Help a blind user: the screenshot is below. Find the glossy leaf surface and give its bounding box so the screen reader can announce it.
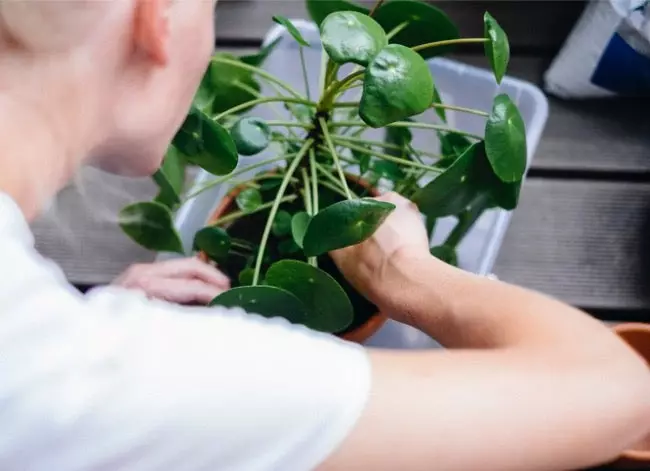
[302,199,396,256]
[193,226,231,261]
[484,93,527,183]
[321,11,387,66]
[484,12,510,84]
[265,260,353,333]
[360,44,434,127]
[291,211,311,248]
[230,117,271,156]
[119,202,183,254]
[236,188,263,213]
[210,286,307,323]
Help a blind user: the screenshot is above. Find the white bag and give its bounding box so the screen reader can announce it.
[544,0,650,98]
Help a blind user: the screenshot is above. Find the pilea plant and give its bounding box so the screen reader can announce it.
[119,0,526,338]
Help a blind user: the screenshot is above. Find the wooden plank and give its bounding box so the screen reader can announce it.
[215,0,586,51]
[494,178,650,311]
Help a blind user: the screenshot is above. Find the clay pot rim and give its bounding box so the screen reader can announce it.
[202,169,388,343]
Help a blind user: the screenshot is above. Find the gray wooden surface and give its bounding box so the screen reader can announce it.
[29,3,650,319]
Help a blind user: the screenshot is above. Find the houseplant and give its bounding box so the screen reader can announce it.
[119,0,527,341]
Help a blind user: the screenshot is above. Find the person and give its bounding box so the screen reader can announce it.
[0,1,648,470]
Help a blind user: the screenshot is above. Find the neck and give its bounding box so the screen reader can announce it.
[0,94,89,221]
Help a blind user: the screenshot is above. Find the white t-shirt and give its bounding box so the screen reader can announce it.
[0,194,371,471]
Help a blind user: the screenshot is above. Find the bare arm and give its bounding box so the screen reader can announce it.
[323,193,650,471]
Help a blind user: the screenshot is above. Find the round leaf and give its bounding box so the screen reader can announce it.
[385,126,412,158]
[484,93,527,183]
[272,210,293,237]
[412,143,481,219]
[265,260,353,333]
[272,16,310,46]
[236,188,263,213]
[172,106,238,175]
[193,226,231,261]
[430,245,458,266]
[306,0,369,26]
[302,198,396,257]
[371,160,405,182]
[238,268,255,286]
[321,11,387,66]
[474,142,522,211]
[278,239,301,255]
[230,117,271,156]
[374,0,459,58]
[360,44,434,128]
[291,211,311,248]
[208,53,261,115]
[210,286,307,323]
[119,202,183,254]
[153,145,186,209]
[484,12,510,85]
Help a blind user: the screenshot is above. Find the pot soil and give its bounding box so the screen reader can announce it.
[609,323,650,469]
[200,172,387,343]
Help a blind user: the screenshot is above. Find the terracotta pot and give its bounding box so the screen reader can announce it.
[609,323,650,469]
[200,171,388,344]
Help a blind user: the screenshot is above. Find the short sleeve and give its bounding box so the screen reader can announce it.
[0,285,371,471]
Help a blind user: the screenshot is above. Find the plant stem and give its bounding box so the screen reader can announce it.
[386,20,409,40]
[431,103,489,117]
[185,153,297,200]
[212,56,305,98]
[308,148,319,268]
[265,120,314,129]
[331,102,359,108]
[329,121,483,140]
[369,0,385,16]
[298,47,311,101]
[214,97,316,121]
[315,162,359,199]
[318,179,350,199]
[319,117,353,200]
[319,48,328,94]
[210,195,298,227]
[331,134,442,160]
[320,71,365,111]
[331,137,443,173]
[252,140,313,285]
[301,168,313,215]
[412,37,488,53]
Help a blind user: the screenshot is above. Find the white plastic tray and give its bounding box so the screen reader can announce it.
[169,21,549,349]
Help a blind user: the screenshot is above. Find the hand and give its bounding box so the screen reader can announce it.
[330,192,431,308]
[113,257,231,305]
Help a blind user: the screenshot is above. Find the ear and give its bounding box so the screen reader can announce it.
[133,0,170,65]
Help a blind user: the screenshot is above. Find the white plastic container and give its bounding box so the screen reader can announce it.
[170,21,549,349]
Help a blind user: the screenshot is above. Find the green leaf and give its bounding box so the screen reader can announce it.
[484,12,510,85]
[238,268,255,286]
[351,147,372,174]
[371,160,405,182]
[430,245,458,266]
[236,188,263,213]
[374,0,459,58]
[153,145,186,209]
[432,85,447,122]
[302,198,396,256]
[484,93,527,183]
[321,11,387,66]
[172,106,238,175]
[207,53,261,115]
[474,141,522,210]
[230,117,271,156]
[306,0,369,26]
[272,16,310,47]
[291,211,311,248]
[119,202,183,254]
[439,131,472,159]
[278,238,301,255]
[210,286,307,323]
[260,178,282,191]
[360,44,434,128]
[265,260,353,333]
[412,143,481,219]
[240,38,281,66]
[385,126,412,158]
[272,210,293,237]
[193,226,231,261]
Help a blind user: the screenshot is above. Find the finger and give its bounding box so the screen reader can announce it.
[144,278,226,305]
[144,258,231,288]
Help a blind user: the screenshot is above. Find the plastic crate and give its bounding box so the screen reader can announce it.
[169,21,549,349]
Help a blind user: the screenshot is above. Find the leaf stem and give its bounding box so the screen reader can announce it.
[301,168,313,215]
[212,56,305,98]
[431,103,489,117]
[214,97,316,121]
[328,121,483,140]
[210,195,298,227]
[308,148,319,268]
[299,47,311,101]
[412,37,488,53]
[386,20,409,40]
[319,117,353,200]
[330,137,444,173]
[369,0,385,16]
[265,120,314,129]
[331,134,442,159]
[320,71,365,111]
[185,153,297,200]
[252,139,313,285]
[318,179,350,199]
[315,162,359,199]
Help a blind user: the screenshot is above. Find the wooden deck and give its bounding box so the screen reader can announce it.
[31,1,650,322]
